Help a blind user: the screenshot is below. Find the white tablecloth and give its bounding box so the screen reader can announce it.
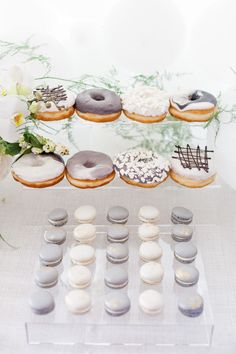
[0,176,236,354]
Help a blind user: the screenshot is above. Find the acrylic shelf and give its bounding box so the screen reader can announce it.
[25,224,214,347]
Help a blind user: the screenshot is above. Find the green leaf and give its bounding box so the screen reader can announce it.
[23,131,42,148]
[4,142,21,156]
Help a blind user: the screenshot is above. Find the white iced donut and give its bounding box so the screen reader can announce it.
[12,153,65,188]
[122,85,169,123]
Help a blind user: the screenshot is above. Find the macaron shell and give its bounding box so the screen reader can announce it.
[104,266,128,289]
[171,207,193,224]
[104,292,131,316]
[171,224,193,242]
[73,224,96,243]
[65,289,91,314]
[175,265,199,286]
[174,242,197,263]
[39,244,63,266]
[107,224,129,243]
[70,244,95,265]
[140,262,164,284]
[35,267,58,288]
[107,206,129,224]
[178,293,204,317]
[106,243,129,264]
[139,241,162,262]
[138,223,160,241]
[74,205,96,223]
[139,289,163,315]
[138,206,160,223]
[48,208,68,226]
[44,228,67,244]
[68,265,92,288]
[29,290,55,315]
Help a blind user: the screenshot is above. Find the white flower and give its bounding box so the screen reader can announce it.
[7,65,33,97]
[32,147,43,154]
[29,101,40,114]
[43,140,56,153]
[55,144,69,156]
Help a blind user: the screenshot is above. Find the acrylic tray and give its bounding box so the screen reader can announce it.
[25,224,214,347]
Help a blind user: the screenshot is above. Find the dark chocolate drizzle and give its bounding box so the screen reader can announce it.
[34,85,67,110]
[172,145,214,172]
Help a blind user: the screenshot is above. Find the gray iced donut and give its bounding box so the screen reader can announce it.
[66,150,115,188]
[75,88,122,123]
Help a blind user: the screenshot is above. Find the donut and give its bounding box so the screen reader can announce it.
[114,149,170,188]
[11,153,65,188]
[170,145,216,188]
[122,85,169,123]
[66,150,115,188]
[34,85,76,121]
[169,90,217,122]
[75,88,122,123]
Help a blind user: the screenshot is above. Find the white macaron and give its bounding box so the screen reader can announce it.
[138,206,160,223]
[65,289,91,314]
[138,223,160,241]
[139,241,162,262]
[70,244,95,265]
[139,289,163,315]
[140,262,164,284]
[73,224,96,243]
[68,265,92,288]
[74,205,96,223]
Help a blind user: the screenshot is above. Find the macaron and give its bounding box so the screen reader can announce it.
[175,265,199,287]
[44,228,67,244]
[138,206,160,223]
[106,243,129,264]
[171,224,193,242]
[74,205,96,223]
[68,265,92,288]
[107,206,129,224]
[139,241,162,262]
[48,208,68,226]
[139,289,163,315]
[178,293,204,317]
[138,223,160,242]
[70,244,95,265]
[73,224,96,243]
[104,292,131,316]
[107,224,129,243]
[104,266,128,289]
[39,244,63,266]
[140,262,164,284]
[35,267,58,288]
[29,290,55,315]
[65,289,91,314]
[171,207,193,225]
[174,242,197,264]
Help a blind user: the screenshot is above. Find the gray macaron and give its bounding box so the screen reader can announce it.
[107,206,129,224]
[39,244,63,266]
[171,207,193,225]
[175,265,199,287]
[104,292,131,316]
[35,267,58,288]
[44,228,67,244]
[48,208,68,226]
[106,243,129,264]
[107,224,129,243]
[178,293,204,317]
[104,266,128,289]
[29,290,55,315]
[171,224,193,242]
[174,242,197,263]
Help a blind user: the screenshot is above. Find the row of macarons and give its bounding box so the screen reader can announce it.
[12,147,216,190]
[31,84,217,124]
[30,204,203,317]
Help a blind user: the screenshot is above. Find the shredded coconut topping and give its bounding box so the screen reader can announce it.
[122,85,170,117]
[114,149,170,184]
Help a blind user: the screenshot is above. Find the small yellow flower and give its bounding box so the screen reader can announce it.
[12,113,24,126]
[1,88,7,96]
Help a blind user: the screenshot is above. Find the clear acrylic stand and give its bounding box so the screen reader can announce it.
[25,224,214,347]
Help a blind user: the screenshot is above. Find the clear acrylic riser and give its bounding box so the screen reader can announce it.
[25,224,214,347]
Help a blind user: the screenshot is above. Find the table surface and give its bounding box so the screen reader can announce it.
[1,176,236,354]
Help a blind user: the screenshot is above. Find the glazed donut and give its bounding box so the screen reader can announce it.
[34,85,76,121]
[11,153,65,188]
[170,145,216,188]
[169,90,217,122]
[75,88,122,123]
[114,149,170,188]
[66,150,115,188]
[122,85,169,123]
